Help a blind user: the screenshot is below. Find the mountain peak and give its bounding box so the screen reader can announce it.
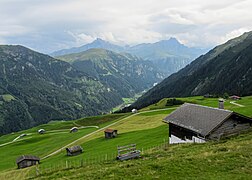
[158,37,181,45]
[94,38,106,43]
[168,37,180,43]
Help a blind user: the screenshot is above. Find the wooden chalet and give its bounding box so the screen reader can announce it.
[104,129,118,138]
[163,103,252,144]
[66,145,83,156]
[16,155,40,169]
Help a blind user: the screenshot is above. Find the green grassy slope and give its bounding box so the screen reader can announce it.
[143,96,252,117]
[0,113,128,171]
[32,130,252,179]
[0,96,251,179]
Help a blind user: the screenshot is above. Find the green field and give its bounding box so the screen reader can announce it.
[144,96,252,117]
[30,130,252,179]
[0,95,251,179]
[0,113,128,171]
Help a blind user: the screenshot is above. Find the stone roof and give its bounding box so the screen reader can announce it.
[16,155,40,164]
[66,145,83,153]
[163,103,233,136]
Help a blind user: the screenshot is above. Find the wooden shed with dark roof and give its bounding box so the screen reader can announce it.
[66,145,83,156]
[163,103,252,144]
[104,129,118,139]
[16,155,40,169]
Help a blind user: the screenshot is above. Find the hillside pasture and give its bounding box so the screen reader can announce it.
[0,113,128,171]
[40,108,174,167]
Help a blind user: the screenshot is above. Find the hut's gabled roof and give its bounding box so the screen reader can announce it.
[104,129,117,133]
[66,145,83,153]
[16,155,40,164]
[163,103,233,136]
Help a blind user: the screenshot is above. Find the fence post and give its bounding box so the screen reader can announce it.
[80,159,83,167]
[36,165,39,176]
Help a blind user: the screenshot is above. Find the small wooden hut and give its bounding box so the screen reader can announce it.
[230,95,241,100]
[66,145,83,156]
[16,155,40,169]
[38,129,45,134]
[70,127,78,133]
[104,129,118,139]
[131,109,138,113]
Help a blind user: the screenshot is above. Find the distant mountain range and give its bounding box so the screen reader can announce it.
[56,48,163,98]
[130,31,252,109]
[0,45,162,134]
[51,38,124,56]
[51,38,207,76]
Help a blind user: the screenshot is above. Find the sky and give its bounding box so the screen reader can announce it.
[0,0,252,53]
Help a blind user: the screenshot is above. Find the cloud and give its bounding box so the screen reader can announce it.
[0,0,252,53]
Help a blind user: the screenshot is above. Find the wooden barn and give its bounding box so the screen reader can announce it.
[163,103,252,144]
[104,129,118,139]
[66,145,83,156]
[16,155,40,169]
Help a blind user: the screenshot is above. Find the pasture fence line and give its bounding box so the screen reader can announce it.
[4,140,169,179]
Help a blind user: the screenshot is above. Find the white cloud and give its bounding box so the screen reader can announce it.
[0,0,252,52]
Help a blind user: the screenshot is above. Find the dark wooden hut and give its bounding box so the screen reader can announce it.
[16,155,40,169]
[38,129,45,134]
[66,145,83,156]
[230,95,241,100]
[104,129,118,138]
[163,103,252,144]
[70,127,78,133]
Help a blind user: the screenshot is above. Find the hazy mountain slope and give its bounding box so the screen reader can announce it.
[127,38,207,75]
[57,48,164,98]
[0,45,122,134]
[51,38,206,76]
[51,38,124,56]
[130,32,252,109]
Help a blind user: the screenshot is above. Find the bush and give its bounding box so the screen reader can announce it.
[165,98,184,106]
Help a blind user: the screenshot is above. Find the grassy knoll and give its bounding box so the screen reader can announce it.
[1,94,15,102]
[25,130,252,179]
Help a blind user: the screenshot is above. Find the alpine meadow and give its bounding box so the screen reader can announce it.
[0,1,252,180]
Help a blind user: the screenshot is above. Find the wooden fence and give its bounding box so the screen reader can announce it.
[0,141,169,179]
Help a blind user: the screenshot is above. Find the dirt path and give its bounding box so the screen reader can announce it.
[230,101,245,107]
[41,107,176,160]
[0,126,99,148]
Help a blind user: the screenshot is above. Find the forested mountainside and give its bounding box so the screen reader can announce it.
[130,32,252,109]
[51,38,206,76]
[0,45,122,134]
[56,48,164,98]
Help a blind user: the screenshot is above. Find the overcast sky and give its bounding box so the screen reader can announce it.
[1,0,252,53]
